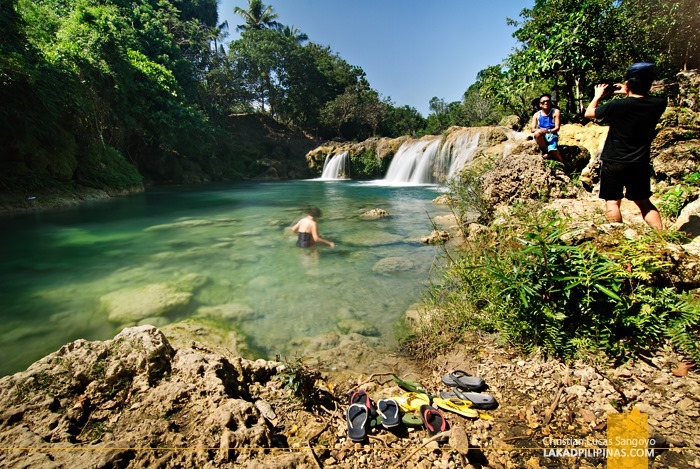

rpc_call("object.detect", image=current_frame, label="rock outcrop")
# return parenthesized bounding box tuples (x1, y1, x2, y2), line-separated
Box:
(0, 326, 287, 468)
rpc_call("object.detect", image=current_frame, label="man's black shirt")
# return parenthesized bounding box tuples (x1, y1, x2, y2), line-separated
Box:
(595, 96, 667, 164)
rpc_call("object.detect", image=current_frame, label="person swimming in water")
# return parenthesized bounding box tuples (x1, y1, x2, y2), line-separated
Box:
(291, 207, 336, 248)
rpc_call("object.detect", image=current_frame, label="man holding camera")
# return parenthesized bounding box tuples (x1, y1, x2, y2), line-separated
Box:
(584, 62, 667, 228)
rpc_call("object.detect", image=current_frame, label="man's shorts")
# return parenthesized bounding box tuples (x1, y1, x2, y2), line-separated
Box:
(544, 132, 558, 151)
(599, 160, 652, 201)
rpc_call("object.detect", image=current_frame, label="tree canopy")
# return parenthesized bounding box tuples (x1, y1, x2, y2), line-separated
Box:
(470, 0, 700, 123)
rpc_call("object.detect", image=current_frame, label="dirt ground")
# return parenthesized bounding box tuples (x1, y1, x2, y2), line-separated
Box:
(271, 331, 699, 468)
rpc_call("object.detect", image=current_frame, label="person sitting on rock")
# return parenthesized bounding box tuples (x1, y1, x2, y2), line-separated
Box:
(531, 94, 564, 163)
(291, 207, 336, 248)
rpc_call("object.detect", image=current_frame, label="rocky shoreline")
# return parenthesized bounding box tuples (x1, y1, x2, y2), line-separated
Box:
(2, 70, 699, 466)
(1, 320, 697, 468)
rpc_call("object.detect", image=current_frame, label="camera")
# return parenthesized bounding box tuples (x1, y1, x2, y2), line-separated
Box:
(596, 82, 621, 97)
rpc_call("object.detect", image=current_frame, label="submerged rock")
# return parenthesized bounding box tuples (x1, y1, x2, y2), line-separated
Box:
(336, 318, 380, 337)
(101, 283, 193, 323)
(372, 256, 419, 273)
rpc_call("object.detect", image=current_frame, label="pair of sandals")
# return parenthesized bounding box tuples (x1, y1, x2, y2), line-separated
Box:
(441, 370, 498, 410)
(346, 390, 401, 442)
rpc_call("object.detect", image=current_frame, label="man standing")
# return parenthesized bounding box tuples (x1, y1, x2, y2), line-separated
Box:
(584, 62, 667, 228)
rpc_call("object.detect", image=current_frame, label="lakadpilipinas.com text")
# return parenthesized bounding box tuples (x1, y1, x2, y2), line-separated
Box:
(542, 436, 655, 458)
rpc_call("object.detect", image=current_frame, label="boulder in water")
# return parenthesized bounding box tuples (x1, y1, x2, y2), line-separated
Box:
(360, 208, 390, 219)
(420, 230, 450, 245)
(101, 283, 193, 323)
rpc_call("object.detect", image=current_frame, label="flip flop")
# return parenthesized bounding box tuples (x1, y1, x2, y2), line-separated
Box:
(350, 389, 372, 408)
(441, 370, 486, 391)
(433, 397, 479, 419)
(440, 389, 499, 410)
(401, 413, 423, 427)
(419, 404, 449, 439)
(350, 389, 377, 418)
(377, 398, 401, 428)
(393, 392, 431, 412)
(347, 403, 369, 442)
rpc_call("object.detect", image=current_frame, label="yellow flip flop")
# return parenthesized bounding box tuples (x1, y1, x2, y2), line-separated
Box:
(433, 397, 479, 419)
(393, 392, 431, 412)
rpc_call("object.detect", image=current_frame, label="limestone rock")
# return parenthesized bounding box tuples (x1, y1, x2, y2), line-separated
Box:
(432, 194, 455, 205)
(361, 208, 390, 219)
(653, 140, 700, 182)
(0, 326, 279, 468)
(101, 283, 193, 323)
(419, 230, 450, 244)
(482, 153, 570, 205)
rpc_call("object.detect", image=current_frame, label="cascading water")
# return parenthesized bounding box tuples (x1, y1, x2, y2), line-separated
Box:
(382, 127, 526, 184)
(319, 151, 349, 180)
(383, 138, 443, 184)
(442, 130, 482, 179)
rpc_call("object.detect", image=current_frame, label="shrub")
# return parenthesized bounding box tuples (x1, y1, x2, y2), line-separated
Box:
(350, 150, 386, 179)
(420, 210, 700, 364)
(446, 164, 494, 225)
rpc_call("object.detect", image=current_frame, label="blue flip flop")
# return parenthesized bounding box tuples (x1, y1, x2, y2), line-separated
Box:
(441, 370, 486, 391)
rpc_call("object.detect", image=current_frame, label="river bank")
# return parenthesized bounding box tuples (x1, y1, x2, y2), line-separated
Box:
(1, 313, 697, 468)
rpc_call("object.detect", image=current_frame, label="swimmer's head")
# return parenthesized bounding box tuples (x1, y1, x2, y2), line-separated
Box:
(308, 207, 322, 218)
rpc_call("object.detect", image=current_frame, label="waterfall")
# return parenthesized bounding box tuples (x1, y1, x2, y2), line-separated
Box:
(441, 130, 482, 179)
(319, 151, 349, 180)
(383, 138, 443, 184)
(382, 127, 527, 184)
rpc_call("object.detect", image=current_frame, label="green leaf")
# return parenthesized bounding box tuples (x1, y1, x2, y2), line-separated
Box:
(594, 284, 622, 301)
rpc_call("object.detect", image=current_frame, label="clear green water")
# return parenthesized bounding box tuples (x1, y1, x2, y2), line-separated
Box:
(0, 180, 449, 376)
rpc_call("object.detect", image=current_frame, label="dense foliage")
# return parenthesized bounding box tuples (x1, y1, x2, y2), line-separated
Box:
(416, 201, 700, 364)
(476, 0, 700, 121)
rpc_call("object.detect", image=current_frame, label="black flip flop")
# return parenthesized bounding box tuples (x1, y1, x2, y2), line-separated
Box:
(441, 370, 486, 391)
(377, 398, 401, 428)
(347, 403, 369, 442)
(419, 404, 449, 440)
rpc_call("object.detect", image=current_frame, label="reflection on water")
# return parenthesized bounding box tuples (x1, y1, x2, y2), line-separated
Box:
(0, 180, 449, 376)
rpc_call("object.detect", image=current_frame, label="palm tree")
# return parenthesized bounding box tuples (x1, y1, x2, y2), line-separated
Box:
(276, 24, 308, 44)
(234, 0, 279, 32)
(211, 20, 228, 55)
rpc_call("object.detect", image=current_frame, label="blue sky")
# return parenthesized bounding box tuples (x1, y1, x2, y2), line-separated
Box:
(217, 1, 533, 116)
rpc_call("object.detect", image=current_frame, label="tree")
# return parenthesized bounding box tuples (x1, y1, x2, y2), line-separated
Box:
(320, 86, 362, 138)
(462, 82, 502, 126)
(381, 104, 425, 137)
(479, 0, 700, 124)
(276, 24, 308, 44)
(234, 0, 279, 32)
(507, 0, 626, 115)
